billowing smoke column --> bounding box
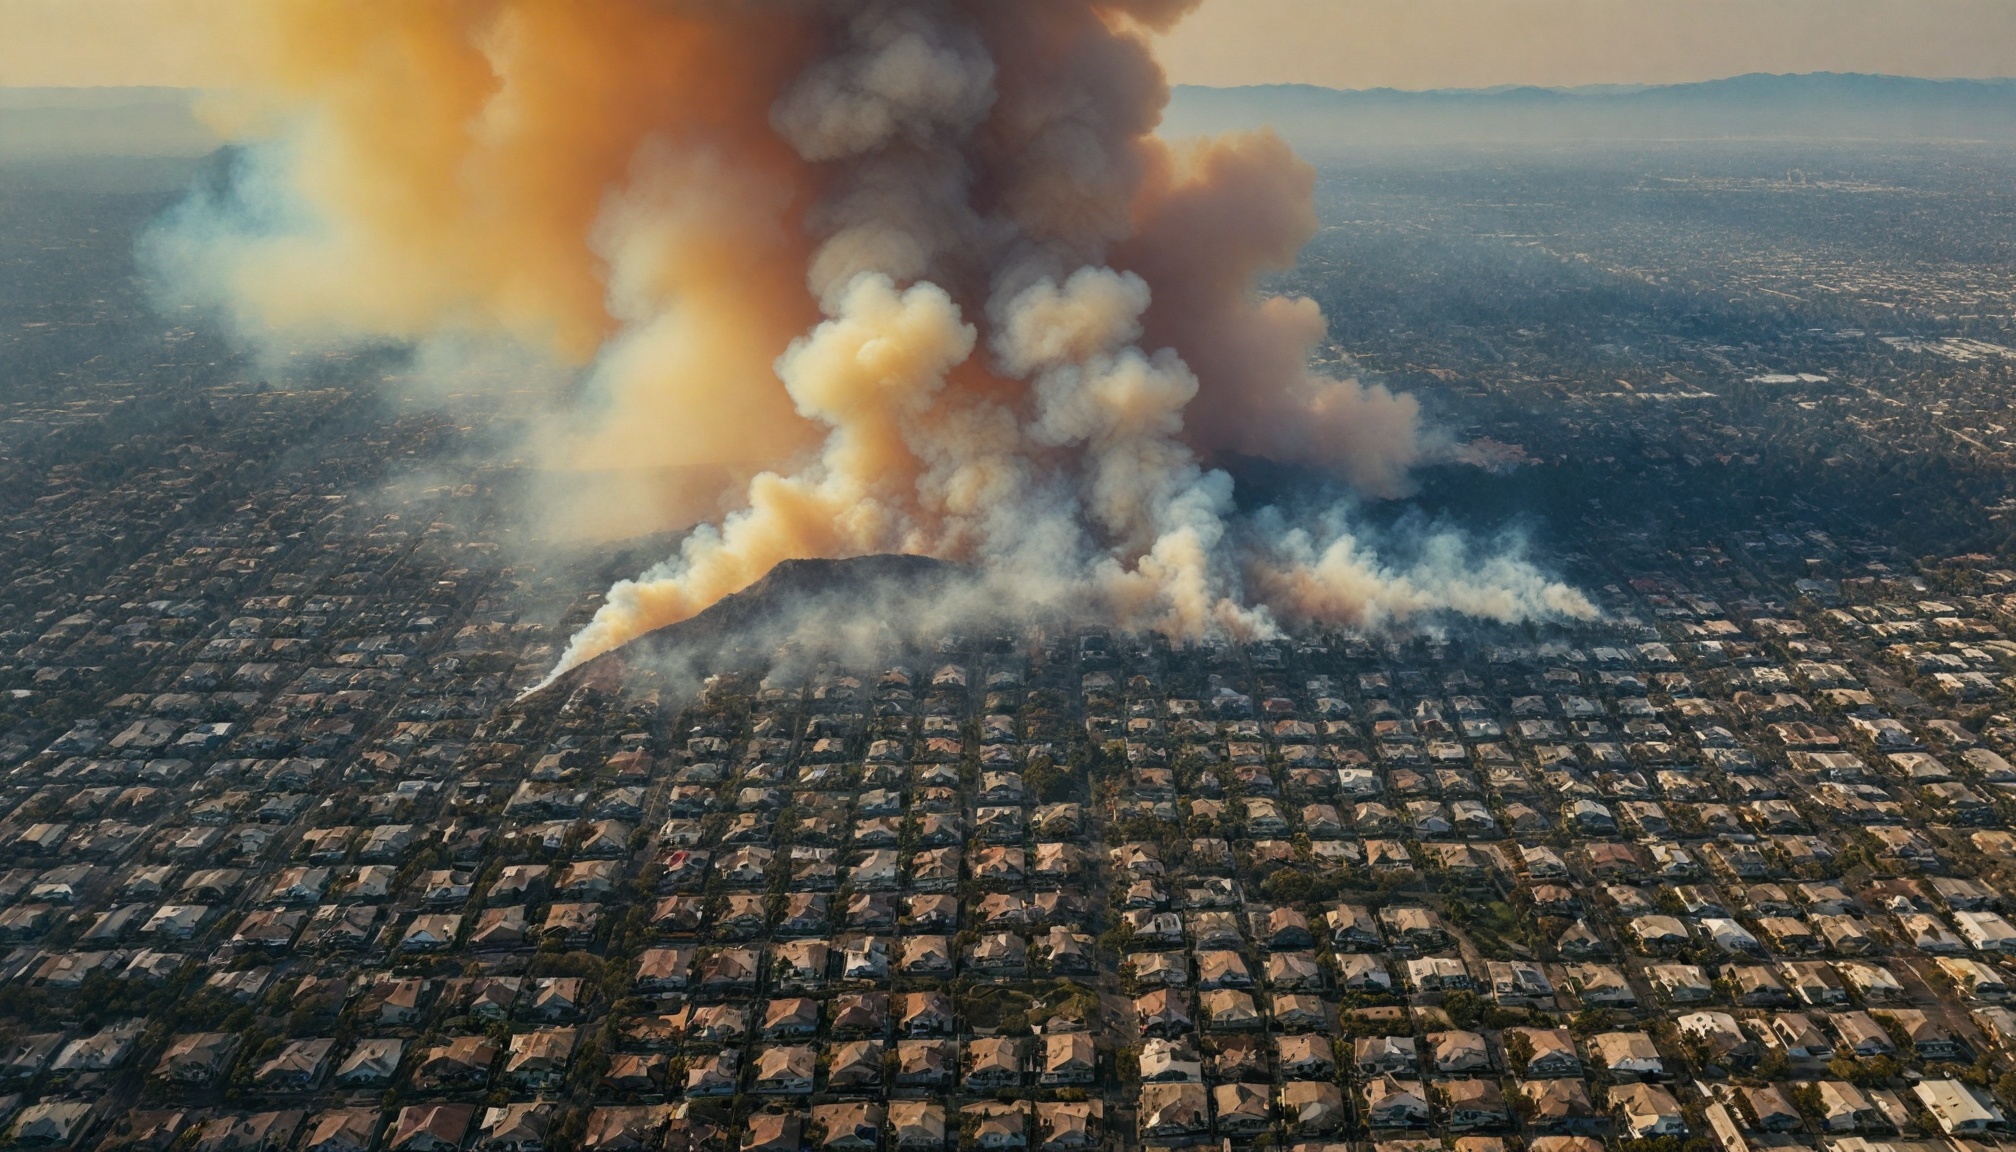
[154,0,1597,689]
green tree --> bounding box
[1441,991,1483,1030]
[1827,1055,1899,1087]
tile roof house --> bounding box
[1364,1076,1431,1128]
[153,1032,242,1086]
[391,1106,474,1152]
[965,1038,1023,1090]
[1278,1081,1345,1135]
[888,1101,945,1151]
[504,1028,578,1088]
[809,1103,882,1152]
[333,1038,405,1088]
[1137,1084,1208,1141]
[1040,1033,1095,1085]
[302,1109,380,1152]
[475,1104,551,1152]
[1519,1079,1597,1132]
[1609,1084,1685,1139]
[1212,1083,1271,1136]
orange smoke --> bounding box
[172,0,827,476]
[1124,132,1427,496]
[153,0,1593,686]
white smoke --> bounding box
[529,0,1599,691]
[119,0,1600,696]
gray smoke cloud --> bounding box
[127,0,1599,695]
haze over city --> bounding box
[2,7,2016,1152]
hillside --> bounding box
[559,554,973,691]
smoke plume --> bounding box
[150,0,1597,689]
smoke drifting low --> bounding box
[149,0,1597,688]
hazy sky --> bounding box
[1,0,2014,90]
[1155,0,2016,89]
[0,0,246,88]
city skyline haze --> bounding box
[1,0,2013,91]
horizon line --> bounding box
[7,69,2016,96]
[1177,71,2016,96]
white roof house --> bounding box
[1954,911,2016,953]
[1913,1080,2006,1133]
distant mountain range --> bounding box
[3,73,2010,171]
[1163,73,2016,151]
